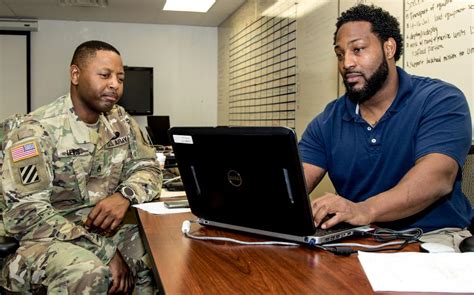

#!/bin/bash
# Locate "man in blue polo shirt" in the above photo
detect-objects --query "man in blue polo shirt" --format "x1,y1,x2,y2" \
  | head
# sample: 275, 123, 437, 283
299, 4, 472, 236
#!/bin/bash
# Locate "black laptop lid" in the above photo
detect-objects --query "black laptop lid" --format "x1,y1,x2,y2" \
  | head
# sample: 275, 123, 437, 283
169, 126, 316, 236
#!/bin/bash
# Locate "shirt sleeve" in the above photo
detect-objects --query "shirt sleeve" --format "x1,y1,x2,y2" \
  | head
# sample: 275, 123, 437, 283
117, 116, 163, 203
415, 83, 472, 167
298, 115, 328, 170
2, 120, 117, 264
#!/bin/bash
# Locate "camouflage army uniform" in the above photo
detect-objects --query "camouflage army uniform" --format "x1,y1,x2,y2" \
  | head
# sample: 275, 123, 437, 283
0, 94, 162, 294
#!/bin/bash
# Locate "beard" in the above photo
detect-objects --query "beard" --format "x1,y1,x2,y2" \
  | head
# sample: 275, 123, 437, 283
343, 55, 389, 104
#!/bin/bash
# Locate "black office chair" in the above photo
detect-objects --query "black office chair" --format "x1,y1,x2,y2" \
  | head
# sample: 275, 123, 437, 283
461, 145, 474, 233
0, 235, 18, 262
0, 216, 19, 291
0, 119, 20, 292
460, 145, 474, 253
0, 195, 19, 261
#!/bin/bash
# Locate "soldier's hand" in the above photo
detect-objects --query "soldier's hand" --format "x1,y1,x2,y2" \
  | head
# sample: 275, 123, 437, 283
86, 192, 130, 232
108, 250, 134, 294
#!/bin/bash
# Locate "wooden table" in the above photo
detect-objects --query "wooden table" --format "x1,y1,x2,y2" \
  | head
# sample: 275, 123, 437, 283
136, 209, 425, 295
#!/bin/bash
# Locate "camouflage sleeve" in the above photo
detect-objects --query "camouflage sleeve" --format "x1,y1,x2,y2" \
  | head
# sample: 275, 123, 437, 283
117, 117, 162, 203
1, 121, 117, 264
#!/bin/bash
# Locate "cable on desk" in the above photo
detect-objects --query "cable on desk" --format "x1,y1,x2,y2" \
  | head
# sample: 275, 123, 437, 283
181, 221, 422, 254
311, 227, 423, 256
181, 220, 299, 246
163, 176, 181, 185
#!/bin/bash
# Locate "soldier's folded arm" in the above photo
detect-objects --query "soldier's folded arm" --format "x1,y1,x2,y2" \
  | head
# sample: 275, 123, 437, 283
2, 122, 117, 265
115, 117, 162, 204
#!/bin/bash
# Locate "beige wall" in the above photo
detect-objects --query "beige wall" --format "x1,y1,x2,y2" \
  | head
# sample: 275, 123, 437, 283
218, 0, 340, 197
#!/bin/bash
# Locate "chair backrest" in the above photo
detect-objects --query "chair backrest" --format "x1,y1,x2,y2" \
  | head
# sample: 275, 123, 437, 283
461, 145, 474, 207
0, 122, 5, 237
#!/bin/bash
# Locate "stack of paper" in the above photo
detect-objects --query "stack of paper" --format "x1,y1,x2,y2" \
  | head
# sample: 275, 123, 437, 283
358, 251, 474, 293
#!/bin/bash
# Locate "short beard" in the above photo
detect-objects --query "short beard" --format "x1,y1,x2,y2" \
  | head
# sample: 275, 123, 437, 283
344, 55, 389, 104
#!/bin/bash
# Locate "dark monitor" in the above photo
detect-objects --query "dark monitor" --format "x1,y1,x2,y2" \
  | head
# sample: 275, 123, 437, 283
147, 116, 171, 146
118, 66, 153, 115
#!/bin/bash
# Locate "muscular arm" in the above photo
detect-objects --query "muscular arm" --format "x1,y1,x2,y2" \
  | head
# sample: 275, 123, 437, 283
303, 163, 326, 193
362, 153, 458, 222
312, 153, 459, 228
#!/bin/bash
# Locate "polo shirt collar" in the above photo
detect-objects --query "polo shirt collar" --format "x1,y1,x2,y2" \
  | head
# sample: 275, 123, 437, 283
389, 66, 413, 112
343, 66, 413, 122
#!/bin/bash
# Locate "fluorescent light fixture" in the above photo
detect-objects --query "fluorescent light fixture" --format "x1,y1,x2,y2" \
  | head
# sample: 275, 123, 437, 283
261, 0, 299, 18
163, 0, 216, 13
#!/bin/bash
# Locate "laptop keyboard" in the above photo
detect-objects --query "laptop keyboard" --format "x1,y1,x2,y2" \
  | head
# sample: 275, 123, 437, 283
313, 221, 354, 235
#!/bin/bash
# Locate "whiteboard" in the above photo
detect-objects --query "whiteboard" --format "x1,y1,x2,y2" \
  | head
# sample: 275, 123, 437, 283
404, 0, 474, 136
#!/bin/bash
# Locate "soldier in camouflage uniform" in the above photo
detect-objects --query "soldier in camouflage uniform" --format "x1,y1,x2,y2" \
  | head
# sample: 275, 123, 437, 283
0, 40, 162, 294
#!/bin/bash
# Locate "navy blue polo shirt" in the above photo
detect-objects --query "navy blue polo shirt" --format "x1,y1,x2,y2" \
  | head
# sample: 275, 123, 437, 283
299, 67, 472, 232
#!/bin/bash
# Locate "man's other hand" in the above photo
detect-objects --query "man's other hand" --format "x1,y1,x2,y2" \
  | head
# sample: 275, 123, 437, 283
108, 250, 134, 294
85, 192, 130, 232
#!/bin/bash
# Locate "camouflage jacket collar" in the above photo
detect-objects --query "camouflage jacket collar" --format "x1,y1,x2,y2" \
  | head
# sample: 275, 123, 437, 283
63, 94, 125, 151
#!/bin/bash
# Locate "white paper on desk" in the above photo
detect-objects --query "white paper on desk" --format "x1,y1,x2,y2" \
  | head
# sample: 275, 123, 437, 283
160, 189, 186, 198
133, 202, 190, 215
358, 251, 474, 293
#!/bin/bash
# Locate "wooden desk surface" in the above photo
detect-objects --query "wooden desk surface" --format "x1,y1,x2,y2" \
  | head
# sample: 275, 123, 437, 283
136, 209, 433, 295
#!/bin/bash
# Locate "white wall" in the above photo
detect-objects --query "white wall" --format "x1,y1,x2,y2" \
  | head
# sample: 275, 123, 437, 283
0, 34, 27, 121
31, 20, 218, 127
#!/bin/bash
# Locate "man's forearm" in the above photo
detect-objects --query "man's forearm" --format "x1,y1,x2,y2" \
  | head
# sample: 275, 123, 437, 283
361, 153, 458, 223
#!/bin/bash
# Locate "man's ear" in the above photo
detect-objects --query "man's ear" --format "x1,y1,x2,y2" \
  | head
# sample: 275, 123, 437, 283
384, 37, 397, 60
71, 65, 80, 85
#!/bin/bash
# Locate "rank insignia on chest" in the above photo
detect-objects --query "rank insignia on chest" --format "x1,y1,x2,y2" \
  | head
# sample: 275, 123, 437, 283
11, 141, 39, 162
106, 136, 129, 149
19, 164, 40, 185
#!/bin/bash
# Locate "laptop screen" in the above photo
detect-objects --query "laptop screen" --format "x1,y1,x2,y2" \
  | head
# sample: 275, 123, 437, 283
169, 126, 316, 236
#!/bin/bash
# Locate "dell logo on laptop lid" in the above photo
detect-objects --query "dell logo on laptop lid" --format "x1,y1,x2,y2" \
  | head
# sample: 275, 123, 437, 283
227, 170, 242, 187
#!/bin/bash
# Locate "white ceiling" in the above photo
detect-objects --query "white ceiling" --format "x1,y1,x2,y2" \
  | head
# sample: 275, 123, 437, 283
0, 0, 245, 27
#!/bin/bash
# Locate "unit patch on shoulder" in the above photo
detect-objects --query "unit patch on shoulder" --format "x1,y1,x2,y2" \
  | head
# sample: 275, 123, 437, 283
19, 165, 40, 185
11, 141, 39, 162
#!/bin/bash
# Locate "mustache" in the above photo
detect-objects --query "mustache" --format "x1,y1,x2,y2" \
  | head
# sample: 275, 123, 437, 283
102, 92, 118, 99
344, 70, 363, 77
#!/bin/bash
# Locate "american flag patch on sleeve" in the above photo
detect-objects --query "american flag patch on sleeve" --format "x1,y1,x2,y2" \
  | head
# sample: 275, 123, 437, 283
11, 142, 39, 162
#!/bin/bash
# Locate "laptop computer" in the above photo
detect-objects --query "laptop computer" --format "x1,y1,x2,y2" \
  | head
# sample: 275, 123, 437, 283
168, 126, 369, 245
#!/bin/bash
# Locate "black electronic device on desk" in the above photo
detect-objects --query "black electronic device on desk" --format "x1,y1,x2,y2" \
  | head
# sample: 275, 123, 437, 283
164, 153, 177, 168
164, 180, 185, 191
164, 200, 189, 209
